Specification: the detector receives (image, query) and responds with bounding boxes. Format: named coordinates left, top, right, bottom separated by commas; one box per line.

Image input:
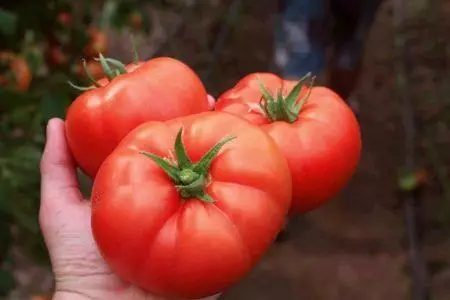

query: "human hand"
left=39, top=96, right=219, bottom=300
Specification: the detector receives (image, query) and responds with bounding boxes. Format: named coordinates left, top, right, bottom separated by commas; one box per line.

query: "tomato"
left=0, top=52, right=31, bottom=92
left=65, top=56, right=210, bottom=178
left=84, top=28, right=108, bottom=58
left=57, top=12, right=72, bottom=26
left=91, top=112, right=292, bottom=299
left=73, top=60, right=103, bottom=80
left=129, top=11, right=143, bottom=29
left=215, top=73, right=361, bottom=214
left=45, top=46, right=68, bottom=67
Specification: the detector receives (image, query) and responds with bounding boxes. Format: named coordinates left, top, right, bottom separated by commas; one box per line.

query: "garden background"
left=1, top=0, right=450, bottom=299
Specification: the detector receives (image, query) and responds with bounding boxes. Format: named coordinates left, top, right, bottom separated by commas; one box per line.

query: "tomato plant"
left=91, top=112, right=292, bottom=299
left=65, top=54, right=210, bottom=178
left=215, top=73, right=361, bottom=214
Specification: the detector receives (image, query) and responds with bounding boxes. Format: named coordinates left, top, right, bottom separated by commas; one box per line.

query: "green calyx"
left=258, top=72, right=316, bottom=123
left=68, top=36, right=140, bottom=91
left=140, top=128, right=236, bottom=203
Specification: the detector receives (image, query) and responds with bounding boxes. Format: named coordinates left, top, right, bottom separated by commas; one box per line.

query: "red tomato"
left=84, top=28, right=108, bottom=58
left=91, top=112, right=292, bottom=299
left=65, top=57, right=210, bottom=178
left=57, top=12, right=72, bottom=26
left=215, top=73, right=361, bottom=214
left=129, top=12, right=143, bottom=29
left=73, top=60, right=103, bottom=80
left=0, top=52, right=31, bottom=91
left=45, top=46, right=68, bottom=67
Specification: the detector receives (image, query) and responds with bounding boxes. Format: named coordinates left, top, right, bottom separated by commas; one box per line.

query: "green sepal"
left=193, top=136, right=236, bottom=176
left=82, top=59, right=101, bottom=87
left=285, top=72, right=311, bottom=107
left=67, top=81, right=95, bottom=91
left=174, top=129, right=193, bottom=169
left=198, top=193, right=215, bottom=203
left=140, top=128, right=236, bottom=203
left=257, top=73, right=316, bottom=123
left=140, top=151, right=180, bottom=183
left=103, top=57, right=127, bottom=74
left=98, top=53, right=115, bottom=80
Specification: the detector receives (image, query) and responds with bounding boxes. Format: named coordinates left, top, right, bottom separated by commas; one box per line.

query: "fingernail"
left=44, top=118, right=60, bottom=146
left=45, top=119, right=54, bottom=141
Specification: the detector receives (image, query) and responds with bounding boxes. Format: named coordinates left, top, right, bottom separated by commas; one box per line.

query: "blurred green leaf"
left=0, top=8, right=17, bottom=37
left=0, top=88, right=31, bottom=111
left=0, top=215, right=12, bottom=261
left=0, top=269, right=15, bottom=296
left=40, top=93, right=70, bottom=120
left=398, top=170, right=428, bottom=192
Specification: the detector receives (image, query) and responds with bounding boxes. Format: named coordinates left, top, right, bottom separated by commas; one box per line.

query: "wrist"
left=53, top=291, right=91, bottom=300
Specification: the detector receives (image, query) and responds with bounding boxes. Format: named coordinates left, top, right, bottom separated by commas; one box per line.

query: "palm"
left=40, top=119, right=218, bottom=300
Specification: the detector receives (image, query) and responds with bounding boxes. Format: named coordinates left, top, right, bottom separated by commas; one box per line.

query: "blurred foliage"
left=0, top=0, right=163, bottom=294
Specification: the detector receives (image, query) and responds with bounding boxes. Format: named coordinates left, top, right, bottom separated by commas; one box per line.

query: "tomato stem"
left=140, top=128, right=235, bottom=203
left=258, top=73, right=315, bottom=123
left=82, top=59, right=102, bottom=88
left=67, top=80, right=96, bottom=91
left=131, top=35, right=140, bottom=65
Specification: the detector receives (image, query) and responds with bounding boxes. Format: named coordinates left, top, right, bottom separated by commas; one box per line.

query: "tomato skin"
left=91, top=112, right=292, bottom=299
left=215, top=73, right=361, bottom=214
left=65, top=57, right=210, bottom=178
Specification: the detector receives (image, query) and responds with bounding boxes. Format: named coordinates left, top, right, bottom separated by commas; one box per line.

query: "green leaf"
left=398, top=172, right=421, bottom=191
left=0, top=269, right=15, bottom=296
left=0, top=9, right=17, bottom=37
left=0, top=88, right=31, bottom=111
left=100, top=0, right=119, bottom=30
left=40, top=93, right=70, bottom=121
left=194, top=136, right=236, bottom=175
left=174, top=128, right=193, bottom=169
left=0, top=215, right=12, bottom=261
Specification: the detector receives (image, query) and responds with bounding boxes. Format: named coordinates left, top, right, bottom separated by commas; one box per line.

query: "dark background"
left=0, top=0, right=449, bottom=299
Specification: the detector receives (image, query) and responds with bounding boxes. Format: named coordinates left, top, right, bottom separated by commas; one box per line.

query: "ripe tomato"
left=65, top=56, right=210, bottom=178
left=0, top=52, right=31, bottom=92
left=91, top=112, right=292, bottom=299
left=45, top=46, right=68, bottom=67
left=57, top=12, right=72, bottom=26
left=129, top=11, right=143, bottom=29
left=73, top=60, right=103, bottom=80
left=84, top=28, right=108, bottom=58
left=215, top=73, right=361, bottom=214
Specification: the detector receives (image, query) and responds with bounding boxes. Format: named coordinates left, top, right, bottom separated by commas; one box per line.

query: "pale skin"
left=39, top=96, right=220, bottom=300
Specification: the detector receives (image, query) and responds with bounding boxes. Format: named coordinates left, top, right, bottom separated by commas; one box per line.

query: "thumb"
left=40, top=118, right=82, bottom=209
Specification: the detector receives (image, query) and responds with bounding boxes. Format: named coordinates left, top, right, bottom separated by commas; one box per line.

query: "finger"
left=40, top=118, right=82, bottom=207
left=207, top=94, right=215, bottom=110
